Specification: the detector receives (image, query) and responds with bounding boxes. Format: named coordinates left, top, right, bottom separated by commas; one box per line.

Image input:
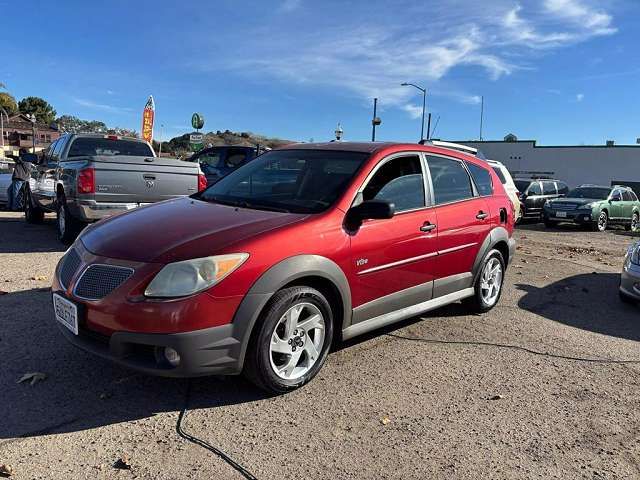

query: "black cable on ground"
left=387, top=333, right=640, bottom=364
left=176, top=380, right=258, bottom=480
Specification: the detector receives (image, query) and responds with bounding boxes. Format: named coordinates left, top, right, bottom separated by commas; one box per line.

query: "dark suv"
left=52, top=142, right=516, bottom=392
left=514, top=178, right=568, bottom=221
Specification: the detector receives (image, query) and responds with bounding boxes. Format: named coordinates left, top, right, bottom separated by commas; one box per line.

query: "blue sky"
left=2, top=0, right=638, bottom=145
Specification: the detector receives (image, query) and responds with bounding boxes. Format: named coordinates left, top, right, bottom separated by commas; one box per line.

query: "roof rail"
left=428, top=140, right=478, bottom=155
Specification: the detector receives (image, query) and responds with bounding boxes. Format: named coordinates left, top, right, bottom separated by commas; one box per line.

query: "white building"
left=457, top=135, right=640, bottom=189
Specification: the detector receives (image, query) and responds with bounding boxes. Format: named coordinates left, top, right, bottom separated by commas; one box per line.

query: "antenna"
left=479, top=95, right=484, bottom=140
left=430, top=115, right=441, bottom=138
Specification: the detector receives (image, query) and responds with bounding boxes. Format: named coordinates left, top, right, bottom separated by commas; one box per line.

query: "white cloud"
left=208, top=0, right=617, bottom=119
left=73, top=98, right=132, bottom=114
left=544, top=0, right=616, bottom=35
left=576, top=93, right=584, bottom=102
left=402, top=104, right=423, bottom=120
left=280, top=0, right=301, bottom=12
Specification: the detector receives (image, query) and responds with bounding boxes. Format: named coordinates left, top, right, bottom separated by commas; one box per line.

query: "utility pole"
left=371, top=98, right=381, bottom=141
left=479, top=96, right=484, bottom=141
left=426, top=113, right=432, bottom=141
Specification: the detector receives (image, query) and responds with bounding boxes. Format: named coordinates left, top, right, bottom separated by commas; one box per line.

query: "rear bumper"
left=68, top=199, right=151, bottom=221
left=56, top=310, right=244, bottom=377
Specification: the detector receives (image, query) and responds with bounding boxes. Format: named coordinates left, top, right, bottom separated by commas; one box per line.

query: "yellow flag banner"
left=141, top=95, right=155, bottom=143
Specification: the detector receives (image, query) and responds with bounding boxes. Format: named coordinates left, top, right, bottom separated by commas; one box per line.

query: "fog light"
left=584, top=216, right=590, bottom=221
left=163, top=347, right=181, bottom=367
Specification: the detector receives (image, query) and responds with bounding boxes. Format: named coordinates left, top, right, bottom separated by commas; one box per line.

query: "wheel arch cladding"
left=472, top=227, right=510, bottom=281
left=231, top=255, right=351, bottom=369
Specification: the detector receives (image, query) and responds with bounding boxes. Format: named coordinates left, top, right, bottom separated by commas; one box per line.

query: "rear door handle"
left=420, top=222, right=437, bottom=232
left=476, top=211, right=488, bottom=220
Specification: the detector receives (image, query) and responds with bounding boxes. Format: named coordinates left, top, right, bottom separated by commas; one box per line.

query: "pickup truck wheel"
left=24, top=188, right=44, bottom=224
left=56, top=196, right=82, bottom=245
left=243, top=286, right=333, bottom=393
left=463, top=249, right=505, bottom=313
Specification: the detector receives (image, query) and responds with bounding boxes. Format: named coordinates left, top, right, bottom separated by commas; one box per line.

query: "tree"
left=0, top=83, right=17, bottom=115
left=56, top=115, right=107, bottom=133
left=18, top=96, right=57, bottom=125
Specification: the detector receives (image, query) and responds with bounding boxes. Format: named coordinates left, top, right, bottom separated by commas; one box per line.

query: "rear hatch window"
left=68, top=138, right=153, bottom=157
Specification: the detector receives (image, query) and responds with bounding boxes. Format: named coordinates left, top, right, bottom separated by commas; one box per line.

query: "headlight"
left=579, top=203, right=594, bottom=210
left=630, top=243, right=640, bottom=266
left=145, top=253, right=249, bottom=298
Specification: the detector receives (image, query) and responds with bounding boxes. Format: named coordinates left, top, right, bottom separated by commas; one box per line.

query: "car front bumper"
left=55, top=314, right=243, bottom=376
left=620, top=262, right=640, bottom=301
left=543, top=209, right=594, bottom=225
left=69, top=199, right=152, bottom=221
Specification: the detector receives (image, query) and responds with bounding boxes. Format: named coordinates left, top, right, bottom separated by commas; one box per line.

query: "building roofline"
left=453, top=139, right=640, bottom=149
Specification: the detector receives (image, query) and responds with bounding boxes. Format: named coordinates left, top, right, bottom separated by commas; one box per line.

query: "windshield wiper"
left=203, top=196, right=290, bottom=213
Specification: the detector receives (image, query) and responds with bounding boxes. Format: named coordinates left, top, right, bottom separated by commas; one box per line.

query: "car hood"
left=548, top=197, right=601, bottom=207
left=80, top=197, right=308, bottom=263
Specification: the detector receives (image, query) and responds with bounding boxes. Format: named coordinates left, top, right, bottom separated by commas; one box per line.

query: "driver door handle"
left=476, top=211, right=488, bottom=220
left=420, top=222, right=437, bottom=232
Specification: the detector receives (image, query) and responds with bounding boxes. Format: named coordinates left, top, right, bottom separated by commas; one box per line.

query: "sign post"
left=190, top=113, right=205, bottom=152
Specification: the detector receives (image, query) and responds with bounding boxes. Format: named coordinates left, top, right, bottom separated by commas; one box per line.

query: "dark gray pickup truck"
left=25, top=134, right=205, bottom=243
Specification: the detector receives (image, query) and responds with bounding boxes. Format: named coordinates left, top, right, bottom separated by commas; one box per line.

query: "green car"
left=543, top=185, right=640, bottom=232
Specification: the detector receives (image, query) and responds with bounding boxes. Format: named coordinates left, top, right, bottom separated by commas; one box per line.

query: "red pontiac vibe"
left=52, top=142, right=516, bottom=392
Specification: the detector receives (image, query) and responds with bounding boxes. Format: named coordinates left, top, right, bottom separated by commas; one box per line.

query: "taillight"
left=198, top=174, right=207, bottom=192
left=77, top=168, right=95, bottom=194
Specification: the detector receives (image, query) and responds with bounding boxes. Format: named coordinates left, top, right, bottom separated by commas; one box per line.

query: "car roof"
left=279, top=142, right=396, bottom=154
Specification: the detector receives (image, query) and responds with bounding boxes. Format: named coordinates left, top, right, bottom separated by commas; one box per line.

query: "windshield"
left=198, top=149, right=369, bottom=214
left=68, top=138, right=154, bottom=157
left=567, top=187, right=610, bottom=199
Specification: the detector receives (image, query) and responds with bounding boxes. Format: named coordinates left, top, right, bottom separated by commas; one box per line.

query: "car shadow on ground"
left=0, top=286, right=269, bottom=442
left=0, top=216, right=66, bottom=254
left=515, top=273, right=640, bottom=342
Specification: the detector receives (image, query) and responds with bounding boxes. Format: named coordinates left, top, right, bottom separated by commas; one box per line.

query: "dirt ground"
left=1, top=211, right=640, bottom=480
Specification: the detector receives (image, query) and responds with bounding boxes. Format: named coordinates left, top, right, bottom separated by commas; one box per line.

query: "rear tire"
left=463, top=249, right=505, bottom=313
left=243, top=286, right=334, bottom=393
left=24, top=187, right=45, bottom=224
left=56, top=195, right=83, bottom=245
left=543, top=218, right=554, bottom=228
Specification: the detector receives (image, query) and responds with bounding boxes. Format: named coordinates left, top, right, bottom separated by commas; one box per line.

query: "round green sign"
left=191, top=113, right=205, bottom=130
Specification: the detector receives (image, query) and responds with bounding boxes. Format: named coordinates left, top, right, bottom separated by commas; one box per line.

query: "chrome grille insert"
left=73, top=264, right=134, bottom=301
left=59, top=249, right=82, bottom=290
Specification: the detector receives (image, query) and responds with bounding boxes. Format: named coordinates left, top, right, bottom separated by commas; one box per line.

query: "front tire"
left=595, top=211, right=608, bottom=232
left=243, top=286, right=334, bottom=393
left=619, top=290, right=637, bottom=305
left=630, top=212, right=639, bottom=232
left=463, top=249, right=505, bottom=313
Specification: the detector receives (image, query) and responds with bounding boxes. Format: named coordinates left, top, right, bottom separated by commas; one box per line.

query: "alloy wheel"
left=598, top=212, right=608, bottom=231
left=58, top=206, right=66, bottom=237
left=269, top=302, right=326, bottom=380
left=632, top=214, right=639, bottom=232
left=480, top=257, right=503, bottom=307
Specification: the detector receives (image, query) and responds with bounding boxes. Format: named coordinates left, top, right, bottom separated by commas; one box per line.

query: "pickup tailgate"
left=89, top=156, right=200, bottom=203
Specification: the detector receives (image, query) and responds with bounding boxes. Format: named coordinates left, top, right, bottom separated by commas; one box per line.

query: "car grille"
left=59, top=249, right=82, bottom=290
left=552, top=203, right=579, bottom=210
left=74, top=264, right=134, bottom=300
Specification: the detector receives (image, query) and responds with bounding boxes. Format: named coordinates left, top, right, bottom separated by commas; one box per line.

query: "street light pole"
left=0, top=107, right=7, bottom=151
left=401, top=82, right=427, bottom=142
left=27, top=113, right=36, bottom=153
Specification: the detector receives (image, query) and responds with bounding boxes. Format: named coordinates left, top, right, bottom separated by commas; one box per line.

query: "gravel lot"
left=1, top=210, right=640, bottom=479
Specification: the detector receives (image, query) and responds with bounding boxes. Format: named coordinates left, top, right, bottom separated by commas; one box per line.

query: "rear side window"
left=363, top=156, right=425, bottom=212
left=557, top=182, right=569, bottom=195
left=541, top=181, right=556, bottom=195
left=623, top=191, right=633, bottom=201
left=68, top=138, right=153, bottom=157
left=528, top=182, right=542, bottom=195
left=631, top=192, right=639, bottom=202
left=427, top=156, right=474, bottom=205
left=491, top=166, right=507, bottom=184
left=466, top=162, right=493, bottom=196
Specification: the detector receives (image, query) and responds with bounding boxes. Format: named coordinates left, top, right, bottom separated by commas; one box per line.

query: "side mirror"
left=346, top=200, right=395, bottom=230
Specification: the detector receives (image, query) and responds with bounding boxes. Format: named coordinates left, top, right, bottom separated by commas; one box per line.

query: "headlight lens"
left=145, top=253, right=249, bottom=298
left=630, top=243, right=640, bottom=266
left=579, top=203, right=594, bottom=210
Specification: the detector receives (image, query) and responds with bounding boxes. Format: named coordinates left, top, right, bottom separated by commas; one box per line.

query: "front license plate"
left=555, top=211, right=567, bottom=218
left=53, top=294, right=78, bottom=335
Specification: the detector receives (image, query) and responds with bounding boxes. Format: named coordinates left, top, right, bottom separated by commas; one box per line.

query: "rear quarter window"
left=491, top=166, right=507, bottom=184
left=466, top=162, right=493, bottom=196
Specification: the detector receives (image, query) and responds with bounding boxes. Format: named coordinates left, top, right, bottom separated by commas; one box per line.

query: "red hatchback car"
left=52, top=142, right=515, bottom=392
